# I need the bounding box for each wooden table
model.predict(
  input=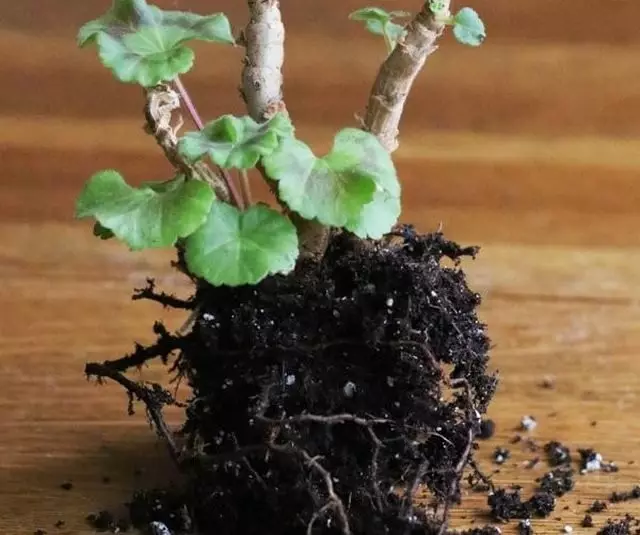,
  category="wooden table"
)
[2,1,639,533]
